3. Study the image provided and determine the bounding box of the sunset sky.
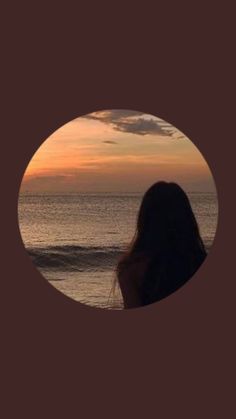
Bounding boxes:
[21,110,216,193]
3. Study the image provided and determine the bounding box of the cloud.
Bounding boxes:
[114,117,168,136]
[82,110,173,137]
[85,110,142,122]
[103,140,117,144]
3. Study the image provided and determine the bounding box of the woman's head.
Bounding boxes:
[133,181,205,254]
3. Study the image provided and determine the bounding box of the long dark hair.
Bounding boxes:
[117,181,207,305]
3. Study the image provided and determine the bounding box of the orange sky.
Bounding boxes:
[21,110,216,193]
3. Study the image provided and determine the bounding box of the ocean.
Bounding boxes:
[18,192,218,309]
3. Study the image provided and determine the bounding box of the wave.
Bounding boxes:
[27,245,125,271]
[27,240,212,272]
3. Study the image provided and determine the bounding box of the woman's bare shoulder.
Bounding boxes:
[118,253,150,285]
[117,253,150,309]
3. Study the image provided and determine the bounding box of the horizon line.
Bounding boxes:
[19,189,217,195]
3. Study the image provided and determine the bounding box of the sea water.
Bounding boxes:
[18,192,218,309]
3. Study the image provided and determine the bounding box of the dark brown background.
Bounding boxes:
[1,3,235,418]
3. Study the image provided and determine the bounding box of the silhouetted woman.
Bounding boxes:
[116,181,207,308]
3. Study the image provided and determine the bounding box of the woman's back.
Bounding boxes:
[118,248,206,308]
[140,248,206,305]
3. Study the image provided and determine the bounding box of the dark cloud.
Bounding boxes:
[82,110,173,137]
[103,140,117,144]
[114,117,169,136]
